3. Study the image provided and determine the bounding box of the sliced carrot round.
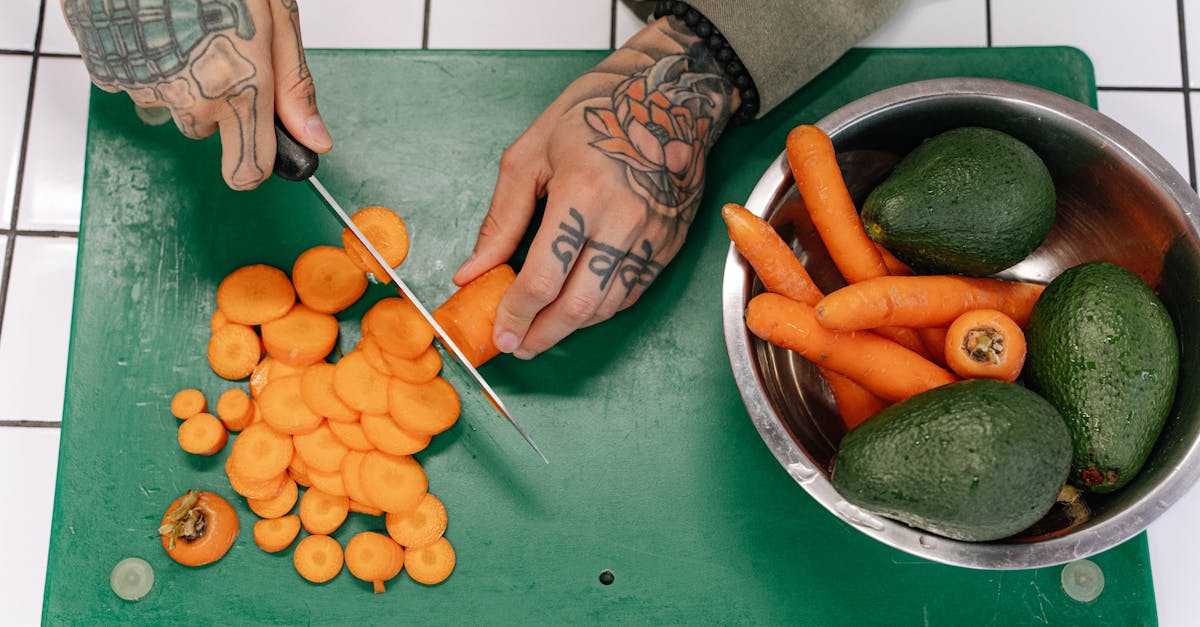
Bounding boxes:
[385,493,447,549]
[361,451,427,515]
[247,477,299,519]
[261,304,340,368]
[250,357,305,399]
[228,422,294,481]
[349,500,384,516]
[361,412,431,457]
[253,514,302,553]
[159,490,239,567]
[259,375,324,435]
[288,453,312,488]
[226,457,289,500]
[306,467,347,497]
[345,531,404,593]
[177,413,228,456]
[341,206,410,283]
[215,387,256,432]
[294,534,344,583]
[404,537,455,585]
[292,245,369,314]
[328,419,375,452]
[170,389,207,420]
[293,422,350,473]
[388,376,460,436]
[339,450,375,509]
[332,350,390,414]
[363,297,434,359]
[382,345,443,385]
[300,362,360,423]
[210,309,231,335]
[358,335,394,376]
[299,487,351,535]
[207,323,262,380]
[216,264,296,325]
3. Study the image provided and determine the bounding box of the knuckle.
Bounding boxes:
[559,292,598,325]
[284,73,317,104]
[516,272,561,307]
[498,146,525,176]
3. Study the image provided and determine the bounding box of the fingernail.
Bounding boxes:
[495,331,520,353]
[305,115,333,151]
[512,349,536,360]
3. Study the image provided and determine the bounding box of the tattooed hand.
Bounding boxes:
[61,0,330,190]
[453,16,738,359]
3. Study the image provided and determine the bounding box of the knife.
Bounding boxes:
[272,119,548,464]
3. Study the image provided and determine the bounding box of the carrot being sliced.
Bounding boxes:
[228,422,294,481]
[332,350,390,414]
[357,335,395,376]
[253,514,302,553]
[404,537,455,585]
[328,419,375,452]
[294,534,344,584]
[345,531,405,593]
[299,362,360,423]
[721,203,825,305]
[250,357,305,400]
[261,304,340,368]
[386,493,447,549]
[387,376,460,437]
[307,467,348,497]
[361,412,431,457]
[178,413,228,455]
[292,245,369,314]
[247,477,299,519]
[340,450,375,508]
[944,309,1027,383]
[814,275,1046,331]
[382,345,443,385]
[216,388,255,432]
[823,370,888,431]
[433,264,516,366]
[217,264,296,326]
[360,451,428,515]
[350,501,384,516]
[299,487,351,535]
[259,375,324,435]
[363,297,435,359]
[170,389,207,420]
[226,456,289,500]
[341,206,410,284]
[207,323,262,380]
[293,422,350,473]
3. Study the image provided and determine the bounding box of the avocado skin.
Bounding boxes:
[831,379,1071,542]
[862,127,1055,276]
[1022,262,1180,494]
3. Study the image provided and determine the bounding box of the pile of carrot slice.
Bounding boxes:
[165,205,513,591]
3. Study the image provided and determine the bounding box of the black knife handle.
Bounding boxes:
[273,115,319,181]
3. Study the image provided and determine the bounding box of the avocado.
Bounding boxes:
[831,379,1071,542]
[862,127,1055,276]
[1023,261,1179,494]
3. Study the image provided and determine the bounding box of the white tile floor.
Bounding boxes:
[2,0,1199,624]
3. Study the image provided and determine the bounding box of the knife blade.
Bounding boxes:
[272,119,548,463]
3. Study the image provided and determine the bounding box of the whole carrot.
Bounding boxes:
[815,275,1045,331]
[722,203,825,305]
[824,370,889,430]
[746,293,958,403]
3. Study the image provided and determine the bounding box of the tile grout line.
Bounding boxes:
[985,0,992,47]
[0,0,48,342]
[1177,0,1196,189]
[0,420,62,428]
[422,0,432,49]
[3,229,80,238]
[610,0,618,49]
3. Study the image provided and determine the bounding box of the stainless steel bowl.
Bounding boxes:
[722,77,1200,570]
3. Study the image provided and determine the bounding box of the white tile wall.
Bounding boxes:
[2,1,1199,625]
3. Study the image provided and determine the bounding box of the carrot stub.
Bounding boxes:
[433,264,516,366]
[177,413,228,455]
[158,490,239,567]
[247,477,299,519]
[721,203,824,305]
[299,487,351,535]
[361,451,428,515]
[814,275,1046,331]
[292,245,369,314]
[294,534,344,584]
[341,206,410,284]
[345,531,405,593]
[253,514,302,553]
[387,376,460,437]
[216,264,296,326]
[261,304,340,368]
[404,537,456,585]
[207,323,262,380]
[215,388,256,432]
[258,375,324,435]
[944,309,1027,383]
[170,389,207,420]
[363,297,435,359]
[386,493,448,549]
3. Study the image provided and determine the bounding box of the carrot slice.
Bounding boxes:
[177,413,228,455]
[170,389,207,420]
[358,335,395,376]
[299,487,351,535]
[293,422,350,473]
[387,376,460,437]
[328,419,375,452]
[288,453,312,488]
[404,537,455,585]
[258,375,324,435]
[292,245,369,314]
[382,345,443,385]
[306,467,348,497]
[721,203,825,305]
[215,388,255,432]
[207,323,262,380]
[361,412,431,457]
[253,514,302,553]
[299,362,360,423]
[823,370,888,431]
[361,451,428,515]
[350,501,384,516]
[210,309,231,335]
[433,264,516,366]
[345,531,405,593]
[228,422,295,481]
[363,297,435,359]
[332,350,390,414]
[814,275,1046,331]
[340,450,374,507]
[261,304,339,368]
[385,493,447,549]
[217,264,296,325]
[341,206,410,284]
[945,309,1027,383]
[247,477,299,519]
[294,534,344,583]
[158,491,239,567]
[249,357,305,400]
[226,456,289,500]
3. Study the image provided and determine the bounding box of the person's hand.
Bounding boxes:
[61,0,331,190]
[453,16,739,359]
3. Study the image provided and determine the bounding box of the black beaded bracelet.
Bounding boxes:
[653,0,760,126]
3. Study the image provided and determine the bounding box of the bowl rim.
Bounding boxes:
[721,76,1200,570]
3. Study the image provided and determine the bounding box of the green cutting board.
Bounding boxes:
[45,47,1156,624]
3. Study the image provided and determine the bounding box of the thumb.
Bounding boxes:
[454,148,543,285]
[269,0,332,153]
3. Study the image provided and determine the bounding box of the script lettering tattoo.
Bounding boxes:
[585,240,624,290]
[616,239,663,296]
[551,208,586,274]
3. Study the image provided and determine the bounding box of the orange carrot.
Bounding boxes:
[786,125,889,284]
[258,375,324,435]
[341,206,410,284]
[226,459,289,500]
[360,451,428,515]
[292,245,369,314]
[207,323,262,380]
[228,422,294,481]
[363,297,434,359]
[253,514,301,553]
[350,501,384,517]
[159,490,239,567]
[328,419,375,452]
[361,412,431,457]
[299,487,351,535]
[306,467,348,498]
[345,531,405,593]
[293,534,344,583]
[382,345,443,385]
[874,242,913,276]
[249,357,305,399]
[261,304,339,368]
[387,377,460,437]
[873,326,933,358]
[210,309,231,335]
[288,453,312,488]
[247,477,299,519]
[404,537,455,585]
[170,389,207,420]
[721,203,824,305]
[357,335,395,376]
[215,388,256,432]
[386,493,447,549]
[177,413,228,455]
[340,450,376,509]
[918,328,950,368]
[746,293,957,403]
[823,371,889,430]
[299,362,360,423]
[814,276,1046,331]
[433,264,516,366]
[332,350,390,414]
[216,264,296,326]
[944,309,1027,383]
[293,422,350,473]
